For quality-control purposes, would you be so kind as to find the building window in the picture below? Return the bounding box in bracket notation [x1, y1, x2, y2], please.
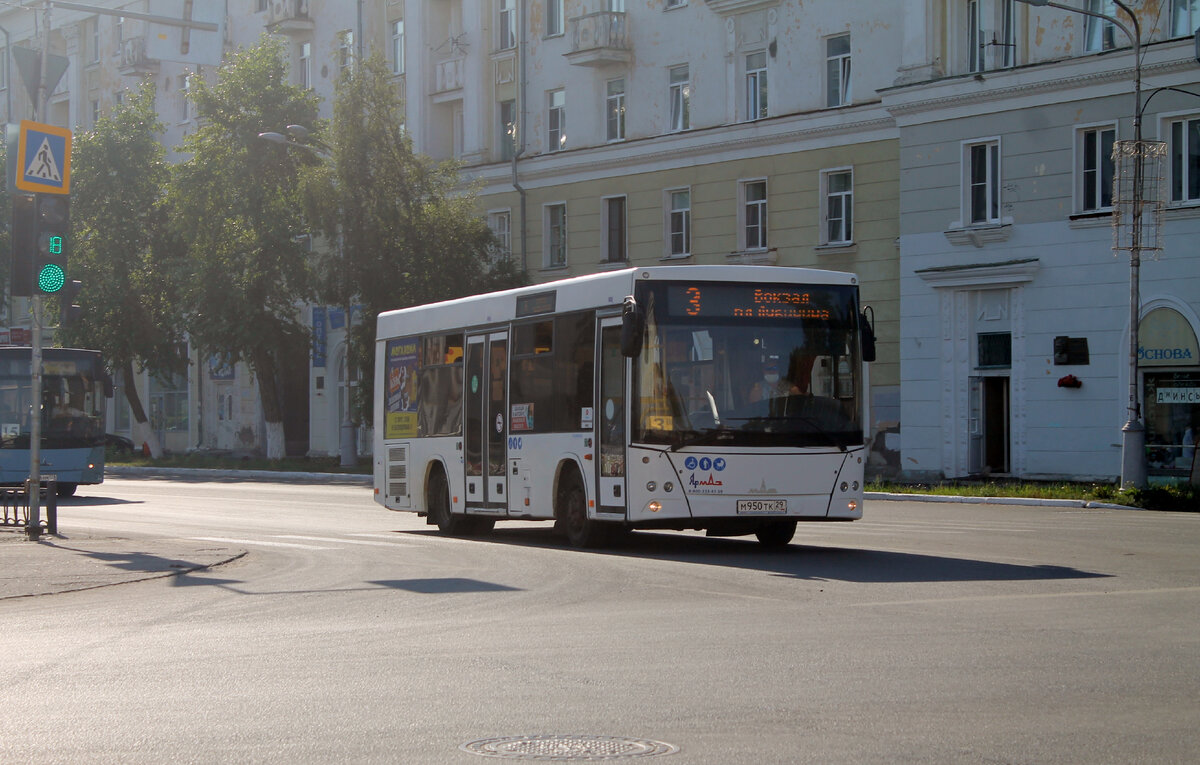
[1084, 0, 1117, 52]
[91, 99, 101, 125]
[87, 17, 100, 63]
[826, 34, 851, 107]
[499, 0, 516, 50]
[547, 89, 566, 152]
[545, 203, 567, 268]
[391, 20, 405, 74]
[666, 188, 691, 257]
[669, 64, 690, 132]
[745, 51, 767, 121]
[299, 41, 312, 89]
[1079, 125, 1116, 212]
[965, 1, 985, 73]
[338, 30, 354, 75]
[488, 210, 511, 261]
[1173, 0, 1200, 36]
[606, 78, 625, 142]
[822, 168, 853, 245]
[547, 0, 564, 37]
[500, 99, 517, 161]
[179, 74, 191, 122]
[603, 197, 627, 263]
[257, 0, 268, 11]
[965, 140, 1001, 224]
[665, 0, 686, 7]
[1000, 0, 1017, 68]
[740, 180, 768, 251]
[1169, 114, 1200, 203]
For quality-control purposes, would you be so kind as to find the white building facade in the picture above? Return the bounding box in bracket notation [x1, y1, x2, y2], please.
[884, 0, 1200, 482]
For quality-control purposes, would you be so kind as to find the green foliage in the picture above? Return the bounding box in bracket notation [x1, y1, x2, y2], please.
[304, 52, 527, 421]
[166, 37, 321, 438]
[61, 82, 185, 379]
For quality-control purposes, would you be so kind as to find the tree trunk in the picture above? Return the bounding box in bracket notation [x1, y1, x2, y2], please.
[122, 358, 163, 458]
[250, 346, 286, 460]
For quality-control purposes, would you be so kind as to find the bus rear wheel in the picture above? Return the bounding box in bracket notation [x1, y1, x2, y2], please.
[56, 483, 78, 498]
[559, 474, 604, 548]
[755, 520, 796, 548]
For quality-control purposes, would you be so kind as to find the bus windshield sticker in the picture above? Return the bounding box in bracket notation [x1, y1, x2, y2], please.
[385, 337, 419, 439]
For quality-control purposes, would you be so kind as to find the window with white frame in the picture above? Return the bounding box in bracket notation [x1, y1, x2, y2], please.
[666, 188, 691, 257]
[178, 73, 191, 122]
[391, 20, 405, 74]
[1172, 0, 1200, 36]
[826, 34, 851, 107]
[488, 210, 511, 261]
[1078, 125, 1116, 212]
[500, 99, 517, 161]
[1000, 0, 1017, 68]
[606, 78, 625, 142]
[964, 139, 1001, 224]
[669, 64, 690, 132]
[548, 89, 566, 152]
[665, 0, 686, 7]
[740, 180, 768, 251]
[822, 168, 853, 245]
[1084, 0, 1117, 52]
[545, 203, 568, 267]
[966, 1, 985, 73]
[87, 17, 100, 63]
[745, 51, 767, 121]
[603, 196, 627, 263]
[606, 0, 625, 10]
[499, 0, 516, 50]
[547, 0, 564, 36]
[299, 42, 312, 89]
[1168, 113, 1200, 203]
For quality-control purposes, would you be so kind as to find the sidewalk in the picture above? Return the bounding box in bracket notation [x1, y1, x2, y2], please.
[0, 468, 1138, 602]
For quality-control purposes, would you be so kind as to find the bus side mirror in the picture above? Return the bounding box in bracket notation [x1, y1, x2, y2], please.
[860, 307, 877, 363]
[620, 296, 644, 358]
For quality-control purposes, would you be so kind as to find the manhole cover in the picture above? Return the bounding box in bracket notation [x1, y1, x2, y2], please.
[461, 734, 679, 760]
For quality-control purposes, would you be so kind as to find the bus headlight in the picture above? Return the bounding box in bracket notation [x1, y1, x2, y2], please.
[840, 482, 849, 492]
[664, 481, 674, 493]
[646, 481, 657, 492]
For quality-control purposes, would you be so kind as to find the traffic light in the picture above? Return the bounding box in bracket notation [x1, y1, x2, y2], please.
[34, 194, 69, 294]
[10, 194, 36, 297]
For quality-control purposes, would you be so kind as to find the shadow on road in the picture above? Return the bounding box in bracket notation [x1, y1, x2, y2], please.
[400, 526, 1110, 585]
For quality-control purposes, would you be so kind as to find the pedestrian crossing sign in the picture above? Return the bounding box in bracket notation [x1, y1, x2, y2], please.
[15, 120, 71, 194]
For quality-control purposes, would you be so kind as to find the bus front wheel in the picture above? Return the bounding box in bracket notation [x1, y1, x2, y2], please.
[755, 521, 796, 548]
[428, 468, 466, 535]
[559, 474, 604, 549]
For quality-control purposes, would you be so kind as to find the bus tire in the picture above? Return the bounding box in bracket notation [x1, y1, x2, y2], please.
[755, 520, 796, 548]
[559, 472, 604, 549]
[428, 467, 467, 535]
[56, 483, 78, 498]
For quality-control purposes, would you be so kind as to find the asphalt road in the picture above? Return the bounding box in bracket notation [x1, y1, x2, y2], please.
[2, 477, 1198, 764]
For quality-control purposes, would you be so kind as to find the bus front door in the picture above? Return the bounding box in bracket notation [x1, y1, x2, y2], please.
[596, 318, 627, 516]
[464, 332, 508, 512]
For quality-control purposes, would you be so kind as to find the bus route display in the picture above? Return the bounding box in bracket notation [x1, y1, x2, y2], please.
[662, 283, 843, 321]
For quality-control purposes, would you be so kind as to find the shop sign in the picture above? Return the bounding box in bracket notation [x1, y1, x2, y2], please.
[1155, 388, 1200, 404]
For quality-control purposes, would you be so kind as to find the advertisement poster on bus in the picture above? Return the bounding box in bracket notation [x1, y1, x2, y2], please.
[385, 337, 419, 439]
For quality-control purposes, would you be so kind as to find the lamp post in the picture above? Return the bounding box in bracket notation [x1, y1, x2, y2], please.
[259, 126, 358, 468]
[1016, 0, 1155, 488]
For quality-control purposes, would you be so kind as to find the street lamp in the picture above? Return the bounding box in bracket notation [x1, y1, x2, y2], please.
[258, 126, 359, 468]
[1015, 0, 1162, 489]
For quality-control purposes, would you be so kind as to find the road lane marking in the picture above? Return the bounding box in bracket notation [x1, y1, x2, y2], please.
[273, 535, 411, 547]
[190, 536, 334, 550]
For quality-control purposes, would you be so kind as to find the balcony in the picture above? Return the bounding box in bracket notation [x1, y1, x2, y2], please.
[266, 0, 314, 36]
[565, 11, 630, 67]
[118, 37, 158, 76]
[431, 57, 465, 102]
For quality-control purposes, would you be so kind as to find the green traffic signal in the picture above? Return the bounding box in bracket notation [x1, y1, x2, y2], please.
[38, 263, 66, 293]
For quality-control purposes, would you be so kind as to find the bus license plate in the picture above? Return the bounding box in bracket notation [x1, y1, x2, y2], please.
[737, 499, 787, 515]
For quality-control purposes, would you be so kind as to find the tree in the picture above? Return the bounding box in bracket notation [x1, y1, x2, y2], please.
[167, 38, 321, 459]
[61, 82, 185, 458]
[303, 52, 525, 421]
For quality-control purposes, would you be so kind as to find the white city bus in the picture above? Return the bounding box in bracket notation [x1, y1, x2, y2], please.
[374, 265, 875, 547]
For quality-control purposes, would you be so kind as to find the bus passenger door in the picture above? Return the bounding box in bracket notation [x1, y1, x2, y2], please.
[464, 332, 508, 512]
[596, 318, 627, 515]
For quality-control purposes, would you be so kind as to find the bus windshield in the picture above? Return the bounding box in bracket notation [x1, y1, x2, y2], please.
[0, 354, 106, 450]
[631, 280, 863, 449]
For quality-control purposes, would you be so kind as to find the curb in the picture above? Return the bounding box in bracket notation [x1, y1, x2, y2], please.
[865, 492, 1142, 511]
[106, 465, 372, 486]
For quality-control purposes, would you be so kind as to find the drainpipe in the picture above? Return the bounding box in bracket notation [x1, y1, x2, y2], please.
[512, 0, 527, 273]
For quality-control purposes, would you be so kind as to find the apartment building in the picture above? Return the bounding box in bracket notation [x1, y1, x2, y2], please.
[883, 0, 1200, 482]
